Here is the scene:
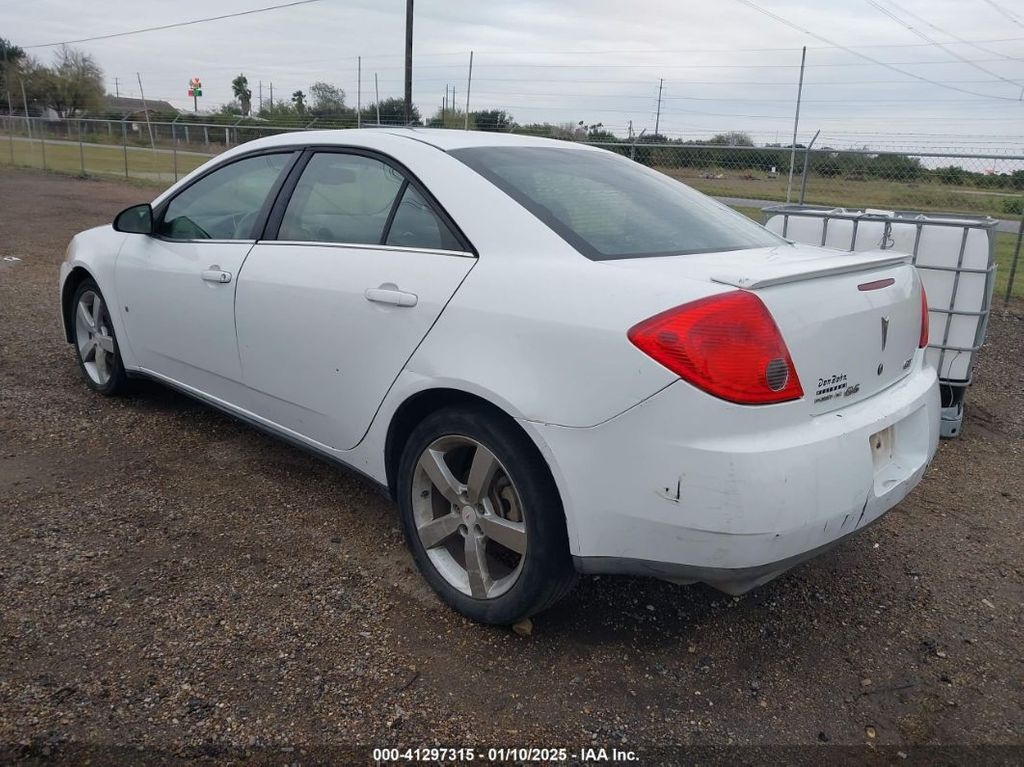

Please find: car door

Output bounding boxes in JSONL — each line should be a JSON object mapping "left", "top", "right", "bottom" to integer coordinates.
{"left": 115, "top": 151, "right": 294, "bottom": 404}
{"left": 234, "top": 149, "right": 476, "bottom": 451}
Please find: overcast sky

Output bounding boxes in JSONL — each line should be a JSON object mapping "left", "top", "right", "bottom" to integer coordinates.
{"left": 5, "top": 0, "right": 1024, "bottom": 152}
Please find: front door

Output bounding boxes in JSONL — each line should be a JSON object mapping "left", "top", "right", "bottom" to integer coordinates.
{"left": 115, "top": 152, "right": 293, "bottom": 404}
{"left": 235, "top": 150, "right": 475, "bottom": 450}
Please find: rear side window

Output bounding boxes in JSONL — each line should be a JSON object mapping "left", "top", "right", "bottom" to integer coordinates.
{"left": 158, "top": 153, "right": 290, "bottom": 240}
{"left": 451, "top": 146, "right": 784, "bottom": 260}
{"left": 386, "top": 185, "right": 462, "bottom": 251}
{"left": 279, "top": 153, "right": 403, "bottom": 244}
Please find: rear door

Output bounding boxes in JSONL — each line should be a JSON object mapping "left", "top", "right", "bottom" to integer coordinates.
{"left": 234, "top": 149, "right": 475, "bottom": 450}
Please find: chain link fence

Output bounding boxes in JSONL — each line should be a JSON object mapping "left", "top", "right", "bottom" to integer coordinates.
{"left": 2, "top": 115, "right": 1021, "bottom": 300}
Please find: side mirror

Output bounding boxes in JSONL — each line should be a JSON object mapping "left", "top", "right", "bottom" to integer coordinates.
{"left": 113, "top": 203, "right": 153, "bottom": 234}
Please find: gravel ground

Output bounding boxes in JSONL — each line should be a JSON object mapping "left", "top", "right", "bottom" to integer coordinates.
{"left": 1, "top": 168, "right": 1022, "bottom": 762}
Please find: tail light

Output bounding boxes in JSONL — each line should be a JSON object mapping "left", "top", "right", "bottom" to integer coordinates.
{"left": 627, "top": 291, "right": 803, "bottom": 405}
{"left": 919, "top": 282, "right": 929, "bottom": 348}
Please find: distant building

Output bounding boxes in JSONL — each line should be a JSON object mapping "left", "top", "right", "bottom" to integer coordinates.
{"left": 102, "top": 96, "right": 177, "bottom": 119}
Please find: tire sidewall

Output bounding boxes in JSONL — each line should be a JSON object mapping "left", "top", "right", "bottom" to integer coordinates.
{"left": 397, "top": 405, "right": 572, "bottom": 624}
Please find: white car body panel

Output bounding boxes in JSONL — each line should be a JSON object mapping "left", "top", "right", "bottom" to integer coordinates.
{"left": 58, "top": 127, "right": 941, "bottom": 594}
{"left": 235, "top": 241, "right": 475, "bottom": 450}
{"left": 115, "top": 237, "right": 255, "bottom": 405}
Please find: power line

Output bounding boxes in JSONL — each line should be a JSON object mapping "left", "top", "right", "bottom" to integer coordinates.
{"left": 882, "top": 0, "right": 1023, "bottom": 61}
{"left": 864, "top": 0, "right": 1022, "bottom": 87}
{"left": 732, "top": 0, "right": 1022, "bottom": 100}
{"left": 23, "top": 0, "right": 325, "bottom": 48}
{"left": 980, "top": 0, "right": 1024, "bottom": 28}
{"left": 351, "top": 35, "right": 1024, "bottom": 58}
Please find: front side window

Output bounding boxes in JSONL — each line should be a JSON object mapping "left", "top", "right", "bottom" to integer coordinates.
{"left": 279, "top": 153, "right": 404, "bottom": 245}
{"left": 451, "top": 146, "right": 785, "bottom": 260}
{"left": 158, "top": 153, "right": 290, "bottom": 240}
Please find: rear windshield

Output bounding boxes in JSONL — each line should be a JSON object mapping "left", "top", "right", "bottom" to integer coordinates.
{"left": 451, "top": 146, "right": 785, "bottom": 261}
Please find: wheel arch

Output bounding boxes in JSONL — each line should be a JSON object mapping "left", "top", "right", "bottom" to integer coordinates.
{"left": 383, "top": 388, "right": 565, "bottom": 516}
{"left": 61, "top": 266, "right": 97, "bottom": 343}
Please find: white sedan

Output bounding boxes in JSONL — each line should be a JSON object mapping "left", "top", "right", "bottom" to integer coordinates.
{"left": 59, "top": 129, "right": 940, "bottom": 624}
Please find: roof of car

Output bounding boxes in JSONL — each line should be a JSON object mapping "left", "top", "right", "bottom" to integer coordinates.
{"left": 376, "top": 128, "right": 595, "bottom": 151}
{"left": 254, "top": 127, "right": 599, "bottom": 153}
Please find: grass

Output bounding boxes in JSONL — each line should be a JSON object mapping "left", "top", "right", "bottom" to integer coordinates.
{"left": 0, "top": 134, "right": 209, "bottom": 184}
{"left": 669, "top": 167, "right": 1022, "bottom": 220}
{"left": 729, "top": 205, "right": 1022, "bottom": 301}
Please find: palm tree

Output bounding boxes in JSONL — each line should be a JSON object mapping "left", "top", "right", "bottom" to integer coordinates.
{"left": 292, "top": 90, "right": 306, "bottom": 114}
{"left": 231, "top": 73, "right": 252, "bottom": 116}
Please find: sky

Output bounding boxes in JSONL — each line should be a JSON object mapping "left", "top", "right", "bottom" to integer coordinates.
{"left": 4, "top": 0, "right": 1024, "bottom": 154}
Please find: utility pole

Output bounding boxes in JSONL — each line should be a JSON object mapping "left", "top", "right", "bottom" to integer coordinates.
{"left": 785, "top": 46, "right": 807, "bottom": 203}
{"left": 136, "top": 72, "right": 155, "bottom": 150}
{"left": 114, "top": 77, "right": 120, "bottom": 98}
{"left": 3, "top": 47, "right": 14, "bottom": 163}
{"left": 374, "top": 72, "right": 380, "bottom": 125}
{"left": 357, "top": 55, "right": 362, "bottom": 128}
{"left": 464, "top": 50, "right": 473, "bottom": 130}
{"left": 404, "top": 0, "right": 413, "bottom": 123}
{"left": 655, "top": 78, "right": 663, "bottom": 136}
{"left": 19, "top": 77, "right": 31, "bottom": 139}
{"left": 259, "top": 80, "right": 263, "bottom": 113}
{"left": 269, "top": 82, "right": 274, "bottom": 110}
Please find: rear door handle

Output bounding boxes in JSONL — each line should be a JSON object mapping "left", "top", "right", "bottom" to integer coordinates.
{"left": 365, "top": 286, "right": 418, "bottom": 307}
{"left": 201, "top": 266, "right": 232, "bottom": 284}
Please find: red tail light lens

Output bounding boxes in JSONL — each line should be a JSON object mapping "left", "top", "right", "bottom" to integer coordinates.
{"left": 627, "top": 291, "right": 803, "bottom": 405}
{"left": 919, "top": 282, "right": 929, "bottom": 349}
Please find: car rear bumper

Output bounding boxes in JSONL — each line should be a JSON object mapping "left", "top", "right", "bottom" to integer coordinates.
{"left": 524, "top": 354, "right": 940, "bottom": 594}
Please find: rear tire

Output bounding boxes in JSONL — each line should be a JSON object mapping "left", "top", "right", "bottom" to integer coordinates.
{"left": 397, "top": 404, "right": 576, "bottom": 624}
{"left": 70, "top": 279, "right": 130, "bottom": 396}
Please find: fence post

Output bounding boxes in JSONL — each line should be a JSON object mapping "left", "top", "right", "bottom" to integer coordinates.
{"left": 797, "top": 129, "right": 820, "bottom": 205}
{"left": 1005, "top": 203, "right": 1023, "bottom": 305}
{"left": 171, "top": 120, "right": 178, "bottom": 181}
{"left": 7, "top": 116, "right": 13, "bottom": 165}
{"left": 121, "top": 120, "right": 129, "bottom": 179}
{"left": 78, "top": 119, "right": 85, "bottom": 175}
{"left": 40, "top": 121, "right": 46, "bottom": 170}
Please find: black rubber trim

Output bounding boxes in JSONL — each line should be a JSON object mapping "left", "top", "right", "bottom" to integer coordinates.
{"left": 262, "top": 149, "right": 314, "bottom": 240}
{"left": 379, "top": 179, "right": 409, "bottom": 245}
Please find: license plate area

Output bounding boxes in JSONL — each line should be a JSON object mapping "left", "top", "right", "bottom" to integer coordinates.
{"left": 870, "top": 425, "right": 895, "bottom": 472}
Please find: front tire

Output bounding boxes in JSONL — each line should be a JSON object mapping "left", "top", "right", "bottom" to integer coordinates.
{"left": 397, "top": 405, "right": 576, "bottom": 624}
{"left": 70, "top": 279, "right": 129, "bottom": 396}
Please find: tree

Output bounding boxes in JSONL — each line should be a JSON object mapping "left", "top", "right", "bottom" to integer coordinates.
{"left": 367, "top": 96, "right": 419, "bottom": 125}
{"left": 471, "top": 109, "right": 514, "bottom": 132}
{"left": 309, "top": 81, "right": 346, "bottom": 115}
{"left": 0, "top": 38, "right": 26, "bottom": 109}
{"left": 0, "top": 36, "right": 25, "bottom": 66}
{"left": 292, "top": 90, "right": 306, "bottom": 114}
{"left": 232, "top": 73, "right": 252, "bottom": 116}
{"left": 708, "top": 131, "right": 754, "bottom": 147}
{"left": 44, "top": 46, "right": 103, "bottom": 117}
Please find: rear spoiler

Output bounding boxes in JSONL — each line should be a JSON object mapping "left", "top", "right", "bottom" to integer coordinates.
{"left": 711, "top": 251, "right": 911, "bottom": 290}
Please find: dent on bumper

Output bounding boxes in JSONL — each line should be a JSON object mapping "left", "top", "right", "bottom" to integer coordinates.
{"left": 528, "top": 362, "right": 941, "bottom": 592}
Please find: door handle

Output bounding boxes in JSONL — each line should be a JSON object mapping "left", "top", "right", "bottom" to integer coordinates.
{"left": 365, "top": 286, "right": 418, "bottom": 307}
{"left": 201, "top": 266, "right": 232, "bottom": 284}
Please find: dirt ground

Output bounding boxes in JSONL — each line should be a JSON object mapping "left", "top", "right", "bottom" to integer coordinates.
{"left": 1, "top": 168, "right": 1022, "bottom": 762}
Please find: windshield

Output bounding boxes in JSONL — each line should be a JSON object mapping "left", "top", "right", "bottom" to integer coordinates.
{"left": 451, "top": 146, "right": 785, "bottom": 261}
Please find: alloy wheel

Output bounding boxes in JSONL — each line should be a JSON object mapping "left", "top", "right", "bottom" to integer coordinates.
{"left": 75, "top": 290, "right": 116, "bottom": 386}
{"left": 411, "top": 435, "right": 528, "bottom": 599}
